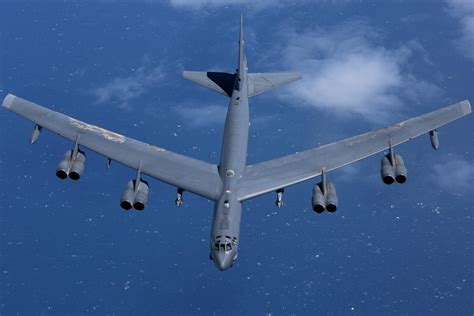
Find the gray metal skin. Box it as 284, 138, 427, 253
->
1, 17, 472, 272
210, 18, 249, 270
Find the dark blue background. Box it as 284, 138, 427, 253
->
0, 1, 472, 315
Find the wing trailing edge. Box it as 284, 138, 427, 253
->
237, 100, 471, 201
2, 94, 224, 200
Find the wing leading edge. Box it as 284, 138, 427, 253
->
2, 94, 223, 200
237, 100, 471, 201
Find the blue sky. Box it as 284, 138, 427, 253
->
0, 0, 473, 315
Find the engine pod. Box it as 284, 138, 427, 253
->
69, 151, 86, 180
311, 183, 325, 213
325, 182, 337, 212
56, 150, 73, 179
120, 180, 135, 210
133, 180, 149, 211
380, 155, 395, 185
394, 154, 407, 184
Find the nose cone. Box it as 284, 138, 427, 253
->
214, 252, 234, 271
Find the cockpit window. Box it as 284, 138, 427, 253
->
214, 236, 236, 252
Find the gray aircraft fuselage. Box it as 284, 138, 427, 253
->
2, 14, 471, 274
210, 31, 249, 271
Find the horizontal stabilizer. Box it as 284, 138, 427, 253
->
248, 72, 302, 97
183, 71, 235, 97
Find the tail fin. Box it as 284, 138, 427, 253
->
248, 72, 302, 97
238, 14, 245, 72
183, 71, 235, 97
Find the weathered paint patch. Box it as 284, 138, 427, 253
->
148, 144, 166, 152
69, 118, 126, 143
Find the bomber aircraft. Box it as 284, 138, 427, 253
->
2, 17, 472, 271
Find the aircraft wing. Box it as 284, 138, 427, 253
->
2, 94, 223, 200
237, 100, 471, 201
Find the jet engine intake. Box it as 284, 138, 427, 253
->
325, 182, 338, 213
380, 153, 407, 184
133, 180, 149, 211
380, 156, 395, 185
69, 151, 86, 180
120, 180, 135, 210
56, 150, 73, 180
311, 181, 338, 213
56, 150, 87, 180
393, 154, 407, 183
311, 183, 325, 213
120, 179, 150, 211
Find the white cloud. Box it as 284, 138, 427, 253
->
278, 21, 441, 121
431, 158, 474, 194
92, 66, 164, 110
173, 104, 227, 128
446, 0, 474, 60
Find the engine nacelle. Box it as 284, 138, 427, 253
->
56, 150, 73, 179
120, 179, 150, 211
380, 156, 395, 185
120, 180, 135, 210
380, 154, 407, 184
311, 183, 325, 213
69, 151, 86, 180
325, 182, 338, 213
133, 180, 149, 211
393, 154, 407, 183
55, 150, 87, 180
311, 181, 338, 213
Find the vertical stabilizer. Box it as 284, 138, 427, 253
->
238, 14, 245, 75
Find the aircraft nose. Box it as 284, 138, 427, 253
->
215, 252, 233, 271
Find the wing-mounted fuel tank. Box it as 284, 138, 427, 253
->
429, 129, 440, 150
30, 124, 42, 144
311, 169, 338, 213
380, 144, 407, 185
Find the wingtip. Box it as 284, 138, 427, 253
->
2, 94, 16, 109
460, 100, 472, 115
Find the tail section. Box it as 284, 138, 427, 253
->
183, 16, 302, 98
182, 71, 235, 97
238, 13, 245, 74
247, 72, 302, 97
182, 15, 243, 98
